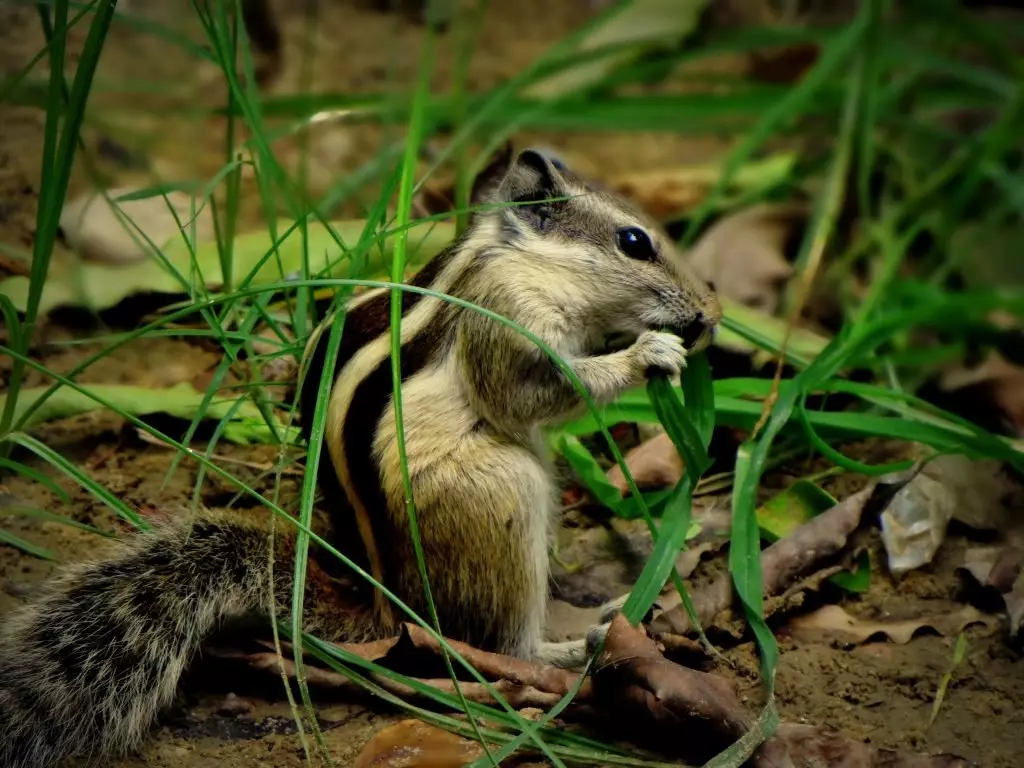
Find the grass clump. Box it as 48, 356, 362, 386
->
1, 0, 1023, 765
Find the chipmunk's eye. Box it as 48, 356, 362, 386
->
615, 227, 656, 261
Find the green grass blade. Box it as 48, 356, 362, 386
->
6, 432, 145, 530
0, 528, 55, 561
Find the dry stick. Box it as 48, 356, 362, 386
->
247, 651, 578, 712
245, 622, 588, 709
390, 624, 585, 695
248, 615, 968, 768
649, 482, 880, 638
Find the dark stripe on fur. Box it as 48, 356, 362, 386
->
298, 242, 460, 572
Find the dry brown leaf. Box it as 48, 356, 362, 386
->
962, 546, 1024, 592
651, 478, 898, 638
920, 455, 1019, 532
595, 618, 970, 767
605, 431, 683, 494
785, 604, 996, 645
686, 201, 806, 315
354, 720, 484, 768
940, 351, 1024, 435
594, 615, 751, 761
1006, 578, 1024, 637
609, 169, 719, 220
959, 546, 1024, 638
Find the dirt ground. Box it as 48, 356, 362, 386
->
1, 1, 1023, 767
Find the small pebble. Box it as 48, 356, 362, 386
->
216, 692, 253, 717
3, 581, 36, 599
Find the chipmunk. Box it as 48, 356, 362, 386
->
0, 144, 720, 768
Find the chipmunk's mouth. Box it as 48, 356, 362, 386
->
603, 314, 717, 355
666, 316, 714, 353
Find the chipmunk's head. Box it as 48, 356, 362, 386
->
470, 143, 721, 353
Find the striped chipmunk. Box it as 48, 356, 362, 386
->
0, 144, 721, 768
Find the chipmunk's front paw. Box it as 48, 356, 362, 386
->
631, 330, 687, 380
599, 593, 659, 625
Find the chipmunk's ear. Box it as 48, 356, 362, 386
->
502, 149, 563, 203
500, 149, 568, 230
470, 145, 568, 229
469, 141, 515, 206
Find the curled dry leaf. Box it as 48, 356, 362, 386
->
939, 351, 1024, 436
784, 604, 997, 646
880, 472, 956, 576
686, 201, 807, 316
593, 617, 970, 768
920, 455, 1018, 532
594, 615, 751, 760
959, 546, 1024, 638
605, 431, 684, 495
881, 455, 1021, 575
60, 187, 215, 265
354, 719, 484, 768
961, 546, 1024, 592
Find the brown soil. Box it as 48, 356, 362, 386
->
1, 1, 1022, 767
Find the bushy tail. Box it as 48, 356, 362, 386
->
0, 512, 328, 768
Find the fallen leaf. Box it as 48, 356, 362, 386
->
354, 720, 484, 768
959, 546, 1024, 638
652, 478, 903, 638
594, 616, 752, 760
785, 604, 996, 645
0, 219, 451, 315
961, 546, 1024, 592
686, 201, 807, 316
605, 431, 684, 494
880, 471, 955, 576
0, 383, 296, 445
596, 617, 970, 767
881, 456, 1022, 575
758, 480, 871, 593
60, 186, 215, 265
757, 478, 836, 541
920, 455, 1019, 531
245, 618, 968, 768
939, 351, 1024, 435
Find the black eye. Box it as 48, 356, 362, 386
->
616, 227, 656, 261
